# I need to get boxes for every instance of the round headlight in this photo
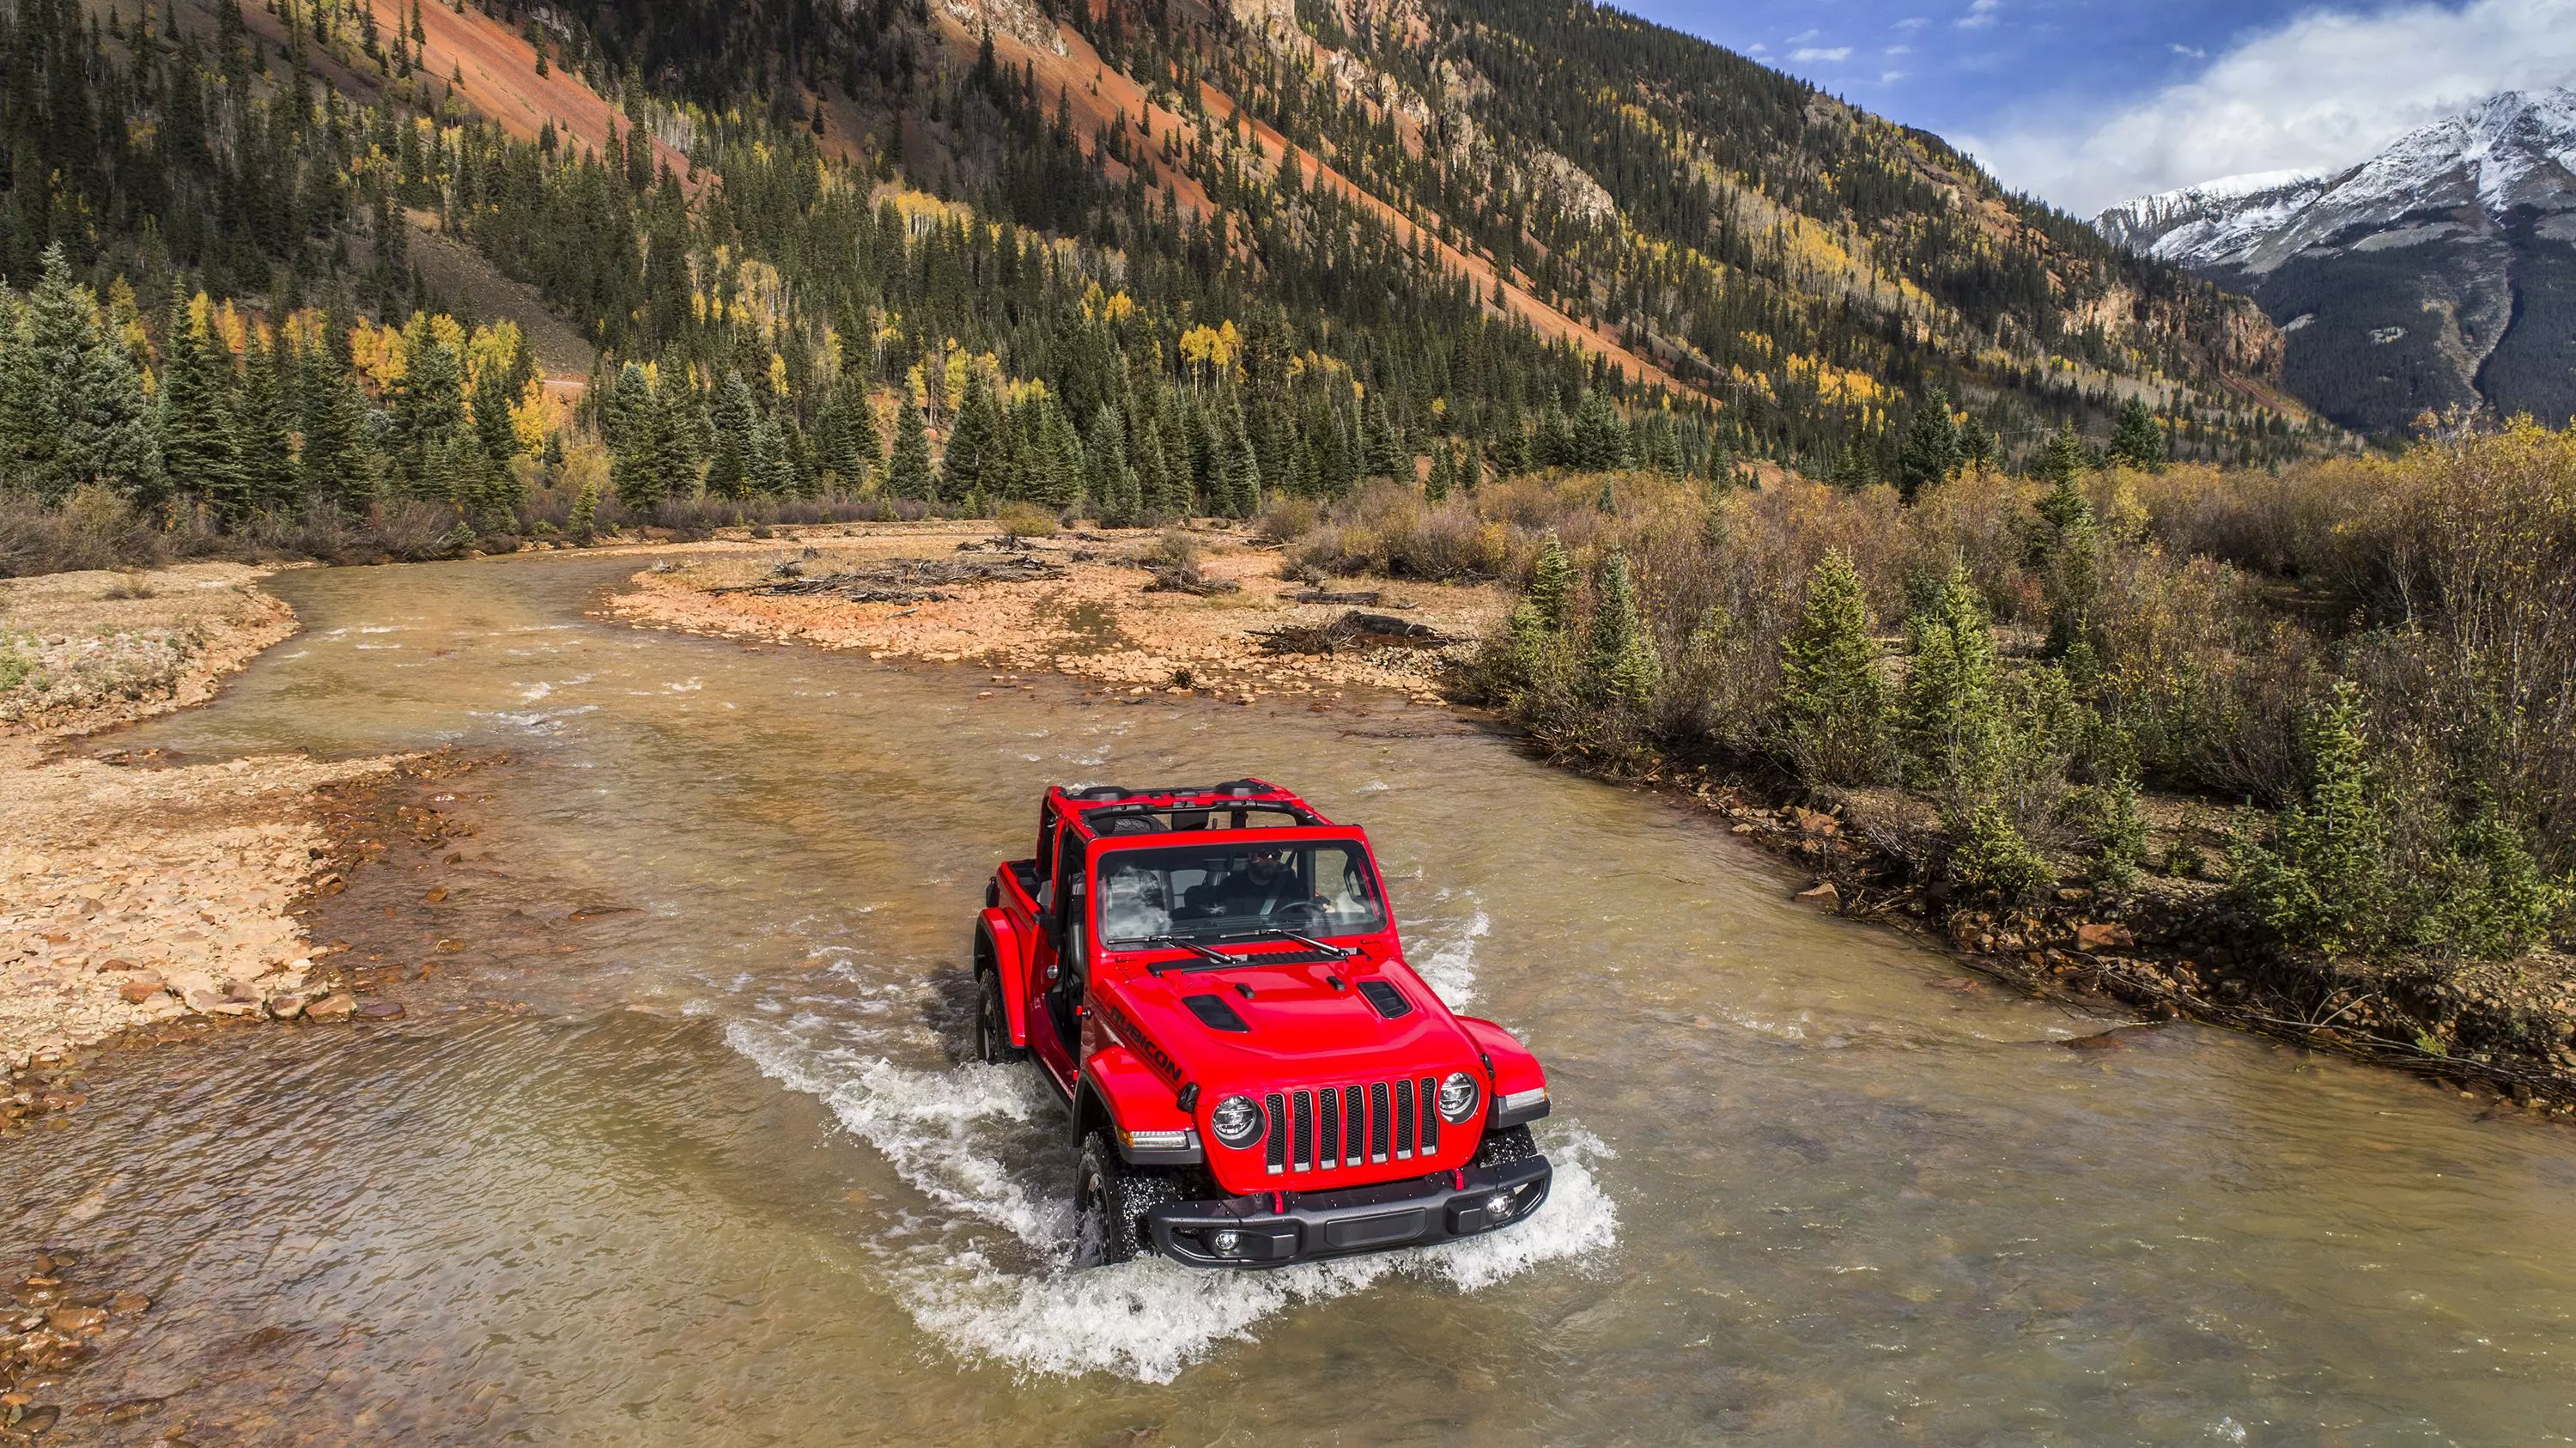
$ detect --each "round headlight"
[1437,1071,1481,1123]
[1210,1094,1265,1147]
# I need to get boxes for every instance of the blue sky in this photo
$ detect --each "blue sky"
[1615,0,2576,214]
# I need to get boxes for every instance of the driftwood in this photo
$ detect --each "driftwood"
[1291,588,1401,606]
[714,555,1066,603]
[1258,609,1449,655]
[1142,563,1242,596]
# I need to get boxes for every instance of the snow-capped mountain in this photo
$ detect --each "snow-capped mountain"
[2093,89,2576,435]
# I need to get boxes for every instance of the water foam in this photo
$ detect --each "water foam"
[726,1017,1618,1383]
[1412,900,1489,1008]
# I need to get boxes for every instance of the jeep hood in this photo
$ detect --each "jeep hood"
[1117,952,1473,1080]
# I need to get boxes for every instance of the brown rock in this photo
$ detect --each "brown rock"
[2074,922,2136,952]
[264,992,309,1020]
[46,1305,105,1332]
[108,1292,149,1316]
[97,958,143,971]
[1728,822,1759,836]
[117,975,165,1004]
[424,886,447,903]
[353,1000,406,1021]
[16,1404,59,1433]
[1787,806,1839,835]
[303,992,357,1020]
[1795,881,1840,910]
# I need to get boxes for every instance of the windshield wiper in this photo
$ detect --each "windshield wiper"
[1145,936,1253,975]
[1206,927,1361,959]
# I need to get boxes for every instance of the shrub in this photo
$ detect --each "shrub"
[995,502,1060,538]
[1583,550,1661,711]
[2229,680,2396,958]
[1775,550,1887,785]
[1944,801,2055,903]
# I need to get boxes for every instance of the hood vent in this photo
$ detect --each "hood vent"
[1182,993,1250,1033]
[1357,979,1413,1019]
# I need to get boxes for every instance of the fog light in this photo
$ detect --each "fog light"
[1487,1189,1517,1218]
[1212,1229,1245,1256]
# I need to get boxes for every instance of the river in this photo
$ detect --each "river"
[9,551,2576,1444]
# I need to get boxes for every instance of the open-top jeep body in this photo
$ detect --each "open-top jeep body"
[975,779,1553,1268]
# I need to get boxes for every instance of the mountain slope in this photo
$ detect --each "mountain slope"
[2096,88,2576,435]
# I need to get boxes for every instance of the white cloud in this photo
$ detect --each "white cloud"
[1880,70,1909,83]
[1958,0,2001,30]
[1792,46,1854,62]
[1971,0,2576,215]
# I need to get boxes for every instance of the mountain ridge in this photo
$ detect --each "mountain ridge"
[2094,88,2576,435]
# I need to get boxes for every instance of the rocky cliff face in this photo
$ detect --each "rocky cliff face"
[2096,89,2576,435]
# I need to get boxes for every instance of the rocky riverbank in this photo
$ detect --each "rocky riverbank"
[604,520,1506,706]
[1638,768,2576,1118]
[0,564,397,1077]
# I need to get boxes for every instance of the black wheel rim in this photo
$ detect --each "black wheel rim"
[1074,1167,1110,1268]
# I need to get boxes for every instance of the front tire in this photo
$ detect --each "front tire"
[1072,1131,1178,1267]
[975,972,1025,1065]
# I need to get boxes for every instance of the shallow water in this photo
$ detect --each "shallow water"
[12,552,2576,1444]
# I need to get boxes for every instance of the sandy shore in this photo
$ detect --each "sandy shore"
[1,565,394,1074]
[603,522,1509,704]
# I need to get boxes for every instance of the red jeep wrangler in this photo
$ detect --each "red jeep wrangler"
[975,779,1553,1268]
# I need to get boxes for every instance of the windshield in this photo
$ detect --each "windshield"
[1096,839,1387,946]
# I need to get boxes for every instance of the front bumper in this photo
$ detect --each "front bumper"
[1145,1153,1552,1268]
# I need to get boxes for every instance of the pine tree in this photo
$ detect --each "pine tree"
[1583,549,1660,711]
[2031,423,2087,486]
[70,322,164,507]
[232,332,299,514]
[1362,392,1406,480]
[1571,388,1628,472]
[298,348,372,516]
[1527,532,1577,633]
[886,395,935,500]
[1084,405,1129,520]
[2109,396,2166,472]
[1425,441,1455,502]
[607,363,677,510]
[1900,566,1999,793]
[1220,408,1261,516]
[158,289,246,520]
[2231,681,2394,958]
[706,371,756,497]
[1035,399,1084,511]
[750,413,794,496]
[1776,549,1887,785]
[941,368,999,499]
[1895,387,1961,501]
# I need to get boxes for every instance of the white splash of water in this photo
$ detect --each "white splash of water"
[1412,901,1489,1008]
[902,1123,1618,1382]
[726,1018,1618,1384]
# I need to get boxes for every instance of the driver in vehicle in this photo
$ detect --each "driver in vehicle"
[1213,847,1318,921]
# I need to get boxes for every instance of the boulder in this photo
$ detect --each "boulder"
[2075,922,2136,952]
[303,992,357,1020]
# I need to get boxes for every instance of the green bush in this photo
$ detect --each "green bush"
[1583,550,1661,712]
[1775,549,1888,785]
[1945,801,2055,902]
[2229,681,2395,958]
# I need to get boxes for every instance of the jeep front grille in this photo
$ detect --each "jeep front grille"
[1262,1075,1447,1175]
